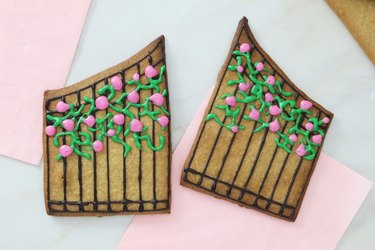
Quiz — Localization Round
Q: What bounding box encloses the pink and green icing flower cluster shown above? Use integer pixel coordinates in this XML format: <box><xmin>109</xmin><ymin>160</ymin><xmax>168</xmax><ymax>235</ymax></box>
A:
<box><xmin>206</xmin><ymin>43</ymin><xmax>330</xmax><ymax>160</ymax></box>
<box><xmin>45</xmin><ymin>65</ymin><xmax>169</xmax><ymax>160</ymax></box>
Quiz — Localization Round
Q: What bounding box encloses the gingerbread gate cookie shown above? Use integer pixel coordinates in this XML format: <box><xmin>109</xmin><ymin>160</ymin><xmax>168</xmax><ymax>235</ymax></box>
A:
<box><xmin>181</xmin><ymin>18</ymin><xmax>333</xmax><ymax>221</ymax></box>
<box><xmin>43</xmin><ymin>36</ymin><xmax>171</xmax><ymax>216</ymax></box>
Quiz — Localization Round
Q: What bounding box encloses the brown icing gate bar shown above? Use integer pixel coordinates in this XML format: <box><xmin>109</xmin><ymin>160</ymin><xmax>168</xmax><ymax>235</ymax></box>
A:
<box><xmin>181</xmin><ymin>17</ymin><xmax>333</xmax><ymax>221</ymax></box>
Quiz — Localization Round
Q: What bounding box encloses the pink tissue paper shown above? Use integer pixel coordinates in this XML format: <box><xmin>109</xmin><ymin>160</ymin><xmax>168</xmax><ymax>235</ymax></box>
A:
<box><xmin>118</xmin><ymin>87</ymin><xmax>372</xmax><ymax>250</ymax></box>
<box><xmin>0</xmin><ymin>0</ymin><xmax>91</xmax><ymax>165</ymax></box>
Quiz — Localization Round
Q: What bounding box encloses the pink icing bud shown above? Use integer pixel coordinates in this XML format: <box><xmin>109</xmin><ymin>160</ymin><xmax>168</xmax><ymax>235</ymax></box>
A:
<box><xmin>311</xmin><ymin>134</ymin><xmax>323</xmax><ymax>144</ymax></box>
<box><xmin>296</xmin><ymin>144</ymin><xmax>306</xmax><ymax>157</ymax></box>
<box><xmin>56</xmin><ymin>101</ymin><xmax>70</xmax><ymax>113</ymax></box>
<box><xmin>264</xmin><ymin>93</ymin><xmax>274</xmax><ymax>103</ymax></box>
<box><xmin>93</xmin><ymin>140</ymin><xmax>104</xmax><ymax>152</ymax></box>
<box><xmin>237</xmin><ymin>65</ymin><xmax>244</xmax><ymax>73</ymax></box>
<box><xmin>132</xmin><ymin>73</ymin><xmax>140</xmax><ymax>81</ymax></box>
<box><xmin>269</xmin><ymin>120</ymin><xmax>280</xmax><ymax>132</ymax></box>
<box><xmin>238</xmin><ymin>82</ymin><xmax>251</xmax><ymax>91</ymax></box>
<box><xmin>289</xmin><ymin>134</ymin><xmax>297</xmax><ymax>142</ymax></box>
<box><xmin>145</xmin><ymin>65</ymin><xmax>158</xmax><ymax>78</ymax></box>
<box><xmin>62</xmin><ymin>119</ymin><xmax>75</xmax><ymax>131</ymax></box>
<box><xmin>113</xmin><ymin>114</ymin><xmax>125</xmax><ymax>125</ymax></box>
<box><xmin>127</xmin><ymin>90</ymin><xmax>140</xmax><ymax>103</ymax></box>
<box><xmin>266</xmin><ymin>76</ymin><xmax>276</xmax><ymax>85</ymax></box>
<box><xmin>59</xmin><ymin>145</ymin><xmax>73</xmax><ymax>157</ymax></box>
<box><xmin>322</xmin><ymin>117</ymin><xmax>330</xmax><ymax>124</ymax></box>
<box><xmin>300</xmin><ymin>100</ymin><xmax>313</xmax><ymax>110</ymax></box>
<box><xmin>231</xmin><ymin>126</ymin><xmax>238</xmax><ymax>133</ymax></box>
<box><xmin>269</xmin><ymin>105</ymin><xmax>282</xmax><ymax>116</ymax></box>
<box><xmin>95</xmin><ymin>96</ymin><xmax>109</xmax><ymax>110</ymax></box>
<box><xmin>83</xmin><ymin>115</ymin><xmax>96</xmax><ymax>127</ymax></box>
<box><xmin>255</xmin><ymin>62</ymin><xmax>264</xmax><ymax>71</ymax></box>
<box><xmin>150</xmin><ymin>93</ymin><xmax>164</xmax><ymax>106</ymax></box>
<box><xmin>158</xmin><ymin>116</ymin><xmax>169</xmax><ymax>127</ymax></box>
<box><xmin>249</xmin><ymin>108</ymin><xmax>260</xmax><ymax>121</ymax></box>
<box><xmin>225</xmin><ymin>96</ymin><xmax>237</xmax><ymax>107</ymax></box>
<box><xmin>240</xmin><ymin>43</ymin><xmax>251</xmax><ymax>53</ymax></box>
<box><xmin>45</xmin><ymin>125</ymin><xmax>56</xmax><ymax>136</ymax></box>
<box><xmin>107</xmin><ymin>129</ymin><xmax>116</xmax><ymax>137</ymax></box>
<box><xmin>305</xmin><ymin>122</ymin><xmax>314</xmax><ymax>131</ymax></box>
<box><xmin>111</xmin><ymin>75</ymin><xmax>123</xmax><ymax>90</ymax></box>
<box><xmin>130</xmin><ymin>119</ymin><xmax>143</xmax><ymax>132</ymax></box>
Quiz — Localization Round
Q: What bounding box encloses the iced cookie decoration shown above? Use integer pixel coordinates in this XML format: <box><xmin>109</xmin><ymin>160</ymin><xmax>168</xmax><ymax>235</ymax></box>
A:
<box><xmin>181</xmin><ymin>18</ymin><xmax>333</xmax><ymax>221</ymax></box>
<box><xmin>43</xmin><ymin>36</ymin><xmax>171</xmax><ymax>216</ymax></box>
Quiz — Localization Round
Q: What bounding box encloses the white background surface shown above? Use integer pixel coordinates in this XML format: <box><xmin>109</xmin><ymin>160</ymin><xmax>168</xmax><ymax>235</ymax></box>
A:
<box><xmin>0</xmin><ymin>0</ymin><xmax>374</xmax><ymax>249</ymax></box>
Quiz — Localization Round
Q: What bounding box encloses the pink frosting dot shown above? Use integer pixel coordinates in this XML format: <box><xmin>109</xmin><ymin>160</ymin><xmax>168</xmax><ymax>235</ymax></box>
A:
<box><xmin>127</xmin><ymin>90</ymin><xmax>140</xmax><ymax>103</ymax></box>
<box><xmin>249</xmin><ymin>108</ymin><xmax>260</xmax><ymax>121</ymax></box>
<box><xmin>269</xmin><ymin>105</ymin><xmax>282</xmax><ymax>116</ymax></box>
<box><xmin>240</xmin><ymin>43</ymin><xmax>251</xmax><ymax>53</ymax></box>
<box><xmin>264</xmin><ymin>93</ymin><xmax>274</xmax><ymax>103</ymax></box>
<box><xmin>83</xmin><ymin>115</ymin><xmax>96</xmax><ymax>127</ymax></box>
<box><xmin>305</xmin><ymin>122</ymin><xmax>314</xmax><ymax>131</ymax></box>
<box><xmin>269</xmin><ymin>120</ymin><xmax>280</xmax><ymax>132</ymax></box>
<box><xmin>289</xmin><ymin>134</ymin><xmax>297</xmax><ymax>142</ymax></box>
<box><xmin>231</xmin><ymin>126</ymin><xmax>238</xmax><ymax>133</ymax></box>
<box><xmin>95</xmin><ymin>96</ymin><xmax>109</xmax><ymax>110</ymax></box>
<box><xmin>59</xmin><ymin>145</ymin><xmax>73</xmax><ymax>157</ymax></box>
<box><xmin>158</xmin><ymin>116</ymin><xmax>169</xmax><ymax>127</ymax></box>
<box><xmin>107</xmin><ymin>129</ymin><xmax>116</xmax><ymax>137</ymax></box>
<box><xmin>266</xmin><ymin>76</ymin><xmax>276</xmax><ymax>85</ymax></box>
<box><xmin>132</xmin><ymin>73</ymin><xmax>140</xmax><ymax>81</ymax></box>
<box><xmin>130</xmin><ymin>119</ymin><xmax>143</xmax><ymax>133</ymax></box>
<box><xmin>56</xmin><ymin>101</ymin><xmax>70</xmax><ymax>113</ymax></box>
<box><xmin>150</xmin><ymin>93</ymin><xmax>164</xmax><ymax>106</ymax></box>
<box><xmin>238</xmin><ymin>82</ymin><xmax>251</xmax><ymax>91</ymax></box>
<box><xmin>311</xmin><ymin>134</ymin><xmax>323</xmax><ymax>144</ymax></box>
<box><xmin>256</xmin><ymin>62</ymin><xmax>264</xmax><ymax>71</ymax></box>
<box><xmin>322</xmin><ymin>117</ymin><xmax>330</xmax><ymax>124</ymax></box>
<box><xmin>237</xmin><ymin>65</ymin><xmax>244</xmax><ymax>73</ymax></box>
<box><xmin>113</xmin><ymin>114</ymin><xmax>125</xmax><ymax>125</ymax></box>
<box><xmin>225</xmin><ymin>96</ymin><xmax>237</xmax><ymax>107</ymax></box>
<box><xmin>62</xmin><ymin>119</ymin><xmax>75</xmax><ymax>131</ymax></box>
<box><xmin>296</xmin><ymin>144</ymin><xmax>306</xmax><ymax>157</ymax></box>
<box><xmin>145</xmin><ymin>65</ymin><xmax>158</xmax><ymax>78</ymax></box>
<box><xmin>45</xmin><ymin>125</ymin><xmax>56</xmax><ymax>136</ymax></box>
<box><xmin>93</xmin><ymin>140</ymin><xmax>104</xmax><ymax>152</ymax></box>
<box><xmin>111</xmin><ymin>75</ymin><xmax>123</xmax><ymax>90</ymax></box>
<box><xmin>300</xmin><ymin>100</ymin><xmax>313</xmax><ymax>110</ymax></box>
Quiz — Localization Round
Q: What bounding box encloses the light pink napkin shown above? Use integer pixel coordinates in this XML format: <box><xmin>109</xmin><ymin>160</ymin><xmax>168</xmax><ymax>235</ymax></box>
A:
<box><xmin>0</xmin><ymin>0</ymin><xmax>91</xmax><ymax>165</ymax></box>
<box><xmin>118</xmin><ymin>87</ymin><xmax>372</xmax><ymax>250</ymax></box>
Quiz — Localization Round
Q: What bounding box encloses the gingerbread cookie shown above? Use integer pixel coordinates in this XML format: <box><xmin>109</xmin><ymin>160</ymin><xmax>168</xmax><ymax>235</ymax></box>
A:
<box><xmin>181</xmin><ymin>17</ymin><xmax>333</xmax><ymax>221</ymax></box>
<box><xmin>43</xmin><ymin>36</ymin><xmax>171</xmax><ymax>216</ymax></box>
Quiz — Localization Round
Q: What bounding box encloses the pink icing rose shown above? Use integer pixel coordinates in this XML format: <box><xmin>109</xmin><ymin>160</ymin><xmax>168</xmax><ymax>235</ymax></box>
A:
<box><xmin>249</xmin><ymin>108</ymin><xmax>260</xmax><ymax>121</ymax></box>
<box><xmin>150</xmin><ymin>93</ymin><xmax>164</xmax><ymax>106</ymax></box>
<box><xmin>158</xmin><ymin>116</ymin><xmax>169</xmax><ymax>127</ymax></box>
<box><xmin>269</xmin><ymin>105</ymin><xmax>282</xmax><ymax>116</ymax></box>
<box><xmin>45</xmin><ymin>125</ymin><xmax>56</xmax><ymax>136</ymax></box>
<box><xmin>83</xmin><ymin>115</ymin><xmax>96</xmax><ymax>127</ymax></box>
<box><xmin>113</xmin><ymin>114</ymin><xmax>125</xmax><ymax>125</ymax></box>
<box><xmin>130</xmin><ymin>119</ymin><xmax>143</xmax><ymax>132</ymax></box>
<box><xmin>127</xmin><ymin>90</ymin><xmax>140</xmax><ymax>103</ymax></box>
<box><xmin>255</xmin><ymin>62</ymin><xmax>264</xmax><ymax>71</ymax></box>
<box><xmin>289</xmin><ymin>134</ymin><xmax>297</xmax><ymax>142</ymax></box>
<box><xmin>269</xmin><ymin>120</ymin><xmax>280</xmax><ymax>132</ymax></box>
<box><xmin>59</xmin><ymin>145</ymin><xmax>73</xmax><ymax>157</ymax></box>
<box><xmin>231</xmin><ymin>126</ymin><xmax>238</xmax><ymax>133</ymax></box>
<box><xmin>238</xmin><ymin>82</ymin><xmax>251</xmax><ymax>91</ymax></box>
<box><xmin>95</xmin><ymin>96</ymin><xmax>109</xmax><ymax>110</ymax></box>
<box><xmin>145</xmin><ymin>65</ymin><xmax>158</xmax><ymax>78</ymax></box>
<box><xmin>300</xmin><ymin>100</ymin><xmax>313</xmax><ymax>110</ymax></box>
<box><xmin>132</xmin><ymin>73</ymin><xmax>140</xmax><ymax>81</ymax></box>
<box><xmin>237</xmin><ymin>65</ymin><xmax>244</xmax><ymax>73</ymax></box>
<box><xmin>322</xmin><ymin>117</ymin><xmax>330</xmax><ymax>124</ymax></box>
<box><xmin>225</xmin><ymin>96</ymin><xmax>237</xmax><ymax>107</ymax></box>
<box><xmin>107</xmin><ymin>129</ymin><xmax>116</xmax><ymax>137</ymax></box>
<box><xmin>111</xmin><ymin>75</ymin><xmax>123</xmax><ymax>90</ymax></box>
<box><xmin>240</xmin><ymin>43</ymin><xmax>251</xmax><ymax>53</ymax></box>
<box><xmin>305</xmin><ymin>122</ymin><xmax>314</xmax><ymax>131</ymax></box>
<box><xmin>264</xmin><ymin>93</ymin><xmax>274</xmax><ymax>103</ymax></box>
<box><xmin>62</xmin><ymin>119</ymin><xmax>75</xmax><ymax>131</ymax></box>
<box><xmin>56</xmin><ymin>101</ymin><xmax>70</xmax><ymax>113</ymax></box>
<box><xmin>311</xmin><ymin>134</ymin><xmax>323</xmax><ymax>144</ymax></box>
<box><xmin>266</xmin><ymin>76</ymin><xmax>276</xmax><ymax>85</ymax></box>
<box><xmin>93</xmin><ymin>140</ymin><xmax>104</xmax><ymax>152</ymax></box>
<box><xmin>296</xmin><ymin>144</ymin><xmax>306</xmax><ymax>157</ymax></box>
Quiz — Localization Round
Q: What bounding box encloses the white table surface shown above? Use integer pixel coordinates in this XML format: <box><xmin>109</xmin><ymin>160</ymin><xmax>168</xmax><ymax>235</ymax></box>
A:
<box><xmin>1</xmin><ymin>0</ymin><xmax>374</xmax><ymax>249</ymax></box>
